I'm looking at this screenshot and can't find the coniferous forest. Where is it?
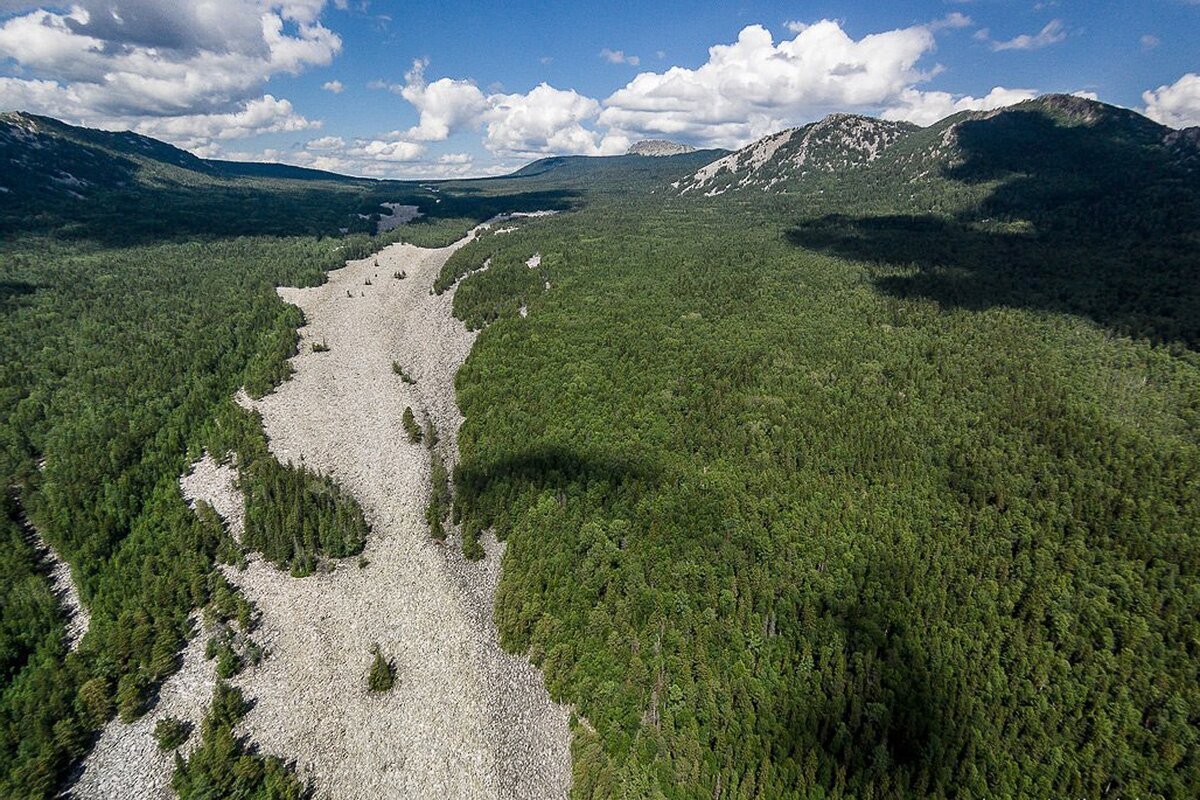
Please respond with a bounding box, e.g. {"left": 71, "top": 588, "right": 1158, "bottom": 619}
{"left": 2, "top": 99, "right": 1199, "bottom": 799}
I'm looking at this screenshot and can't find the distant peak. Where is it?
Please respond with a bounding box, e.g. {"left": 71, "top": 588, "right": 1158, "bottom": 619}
{"left": 627, "top": 139, "right": 697, "bottom": 156}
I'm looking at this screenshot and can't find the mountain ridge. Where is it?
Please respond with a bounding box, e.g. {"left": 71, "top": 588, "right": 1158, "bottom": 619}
{"left": 676, "top": 94, "right": 1200, "bottom": 197}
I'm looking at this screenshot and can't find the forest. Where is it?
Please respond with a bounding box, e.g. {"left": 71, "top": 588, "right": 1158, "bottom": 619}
{"left": 439, "top": 137, "right": 1200, "bottom": 796}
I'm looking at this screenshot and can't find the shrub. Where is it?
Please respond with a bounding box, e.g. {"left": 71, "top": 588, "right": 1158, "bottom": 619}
{"left": 154, "top": 717, "right": 192, "bottom": 752}
{"left": 367, "top": 645, "right": 395, "bottom": 692}
{"left": 402, "top": 407, "right": 422, "bottom": 443}
{"left": 392, "top": 362, "right": 416, "bottom": 383}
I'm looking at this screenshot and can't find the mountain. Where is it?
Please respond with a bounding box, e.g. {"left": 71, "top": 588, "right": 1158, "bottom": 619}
{"left": 626, "top": 139, "right": 697, "bottom": 156}
{"left": 494, "top": 149, "right": 727, "bottom": 196}
{"left": 679, "top": 95, "right": 1200, "bottom": 200}
{"left": 676, "top": 113, "right": 918, "bottom": 195}
{"left": 0, "top": 111, "right": 419, "bottom": 240}
{"left": 0, "top": 111, "right": 376, "bottom": 200}
{"left": 0, "top": 111, "right": 732, "bottom": 239}
{"left": 0, "top": 111, "right": 214, "bottom": 202}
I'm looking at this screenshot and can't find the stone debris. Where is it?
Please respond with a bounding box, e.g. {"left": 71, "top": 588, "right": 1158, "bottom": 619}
{"left": 69, "top": 617, "right": 216, "bottom": 799}
{"left": 17, "top": 504, "right": 89, "bottom": 652}
{"left": 180, "top": 452, "right": 245, "bottom": 540}
{"left": 223, "top": 218, "right": 571, "bottom": 800}
{"left": 376, "top": 203, "right": 423, "bottom": 233}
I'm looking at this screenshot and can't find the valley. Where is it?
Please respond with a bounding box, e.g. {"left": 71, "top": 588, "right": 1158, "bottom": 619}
{"left": 0, "top": 94, "right": 1198, "bottom": 800}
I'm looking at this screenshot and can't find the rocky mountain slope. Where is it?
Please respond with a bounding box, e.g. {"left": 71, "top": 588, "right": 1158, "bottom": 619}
{"left": 676, "top": 114, "right": 917, "bottom": 195}
{"left": 677, "top": 95, "right": 1200, "bottom": 198}
{"left": 626, "top": 139, "right": 697, "bottom": 156}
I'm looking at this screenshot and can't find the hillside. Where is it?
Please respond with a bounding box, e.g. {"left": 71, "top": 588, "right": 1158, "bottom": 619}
{"left": 0, "top": 112, "right": 402, "bottom": 240}
{"left": 678, "top": 95, "right": 1200, "bottom": 201}
{"left": 496, "top": 149, "right": 727, "bottom": 195}
{"left": 676, "top": 114, "right": 917, "bottom": 195}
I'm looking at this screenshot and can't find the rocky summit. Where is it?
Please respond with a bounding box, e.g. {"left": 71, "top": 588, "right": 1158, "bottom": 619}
{"left": 626, "top": 139, "right": 698, "bottom": 156}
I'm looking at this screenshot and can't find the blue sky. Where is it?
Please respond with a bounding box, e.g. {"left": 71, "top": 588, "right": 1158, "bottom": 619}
{"left": 1, "top": 1, "right": 1197, "bottom": 178}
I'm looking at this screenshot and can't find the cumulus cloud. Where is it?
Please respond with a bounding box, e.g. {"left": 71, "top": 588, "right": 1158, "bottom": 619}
{"left": 597, "top": 20, "right": 942, "bottom": 148}
{"left": 0, "top": 1, "right": 339, "bottom": 150}
{"left": 345, "top": 137, "right": 425, "bottom": 162}
{"left": 306, "top": 135, "right": 345, "bottom": 149}
{"left": 600, "top": 48, "right": 640, "bottom": 66}
{"left": 379, "top": 59, "right": 625, "bottom": 157}
{"left": 986, "top": 19, "right": 1067, "bottom": 51}
{"left": 322, "top": 80, "right": 345, "bottom": 93}
{"left": 883, "top": 86, "right": 1038, "bottom": 126}
{"left": 396, "top": 59, "right": 488, "bottom": 142}
{"left": 130, "top": 95, "right": 319, "bottom": 149}
{"left": 485, "top": 83, "right": 626, "bottom": 156}
{"left": 375, "top": 16, "right": 1020, "bottom": 158}
{"left": 1143, "top": 73, "right": 1200, "bottom": 128}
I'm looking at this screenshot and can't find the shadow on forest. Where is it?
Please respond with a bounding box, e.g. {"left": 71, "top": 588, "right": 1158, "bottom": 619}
{"left": 453, "top": 445, "right": 656, "bottom": 504}
{"left": 785, "top": 552, "right": 963, "bottom": 789}
{"left": 0, "top": 280, "right": 38, "bottom": 304}
{"left": 787, "top": 110, "right": 1200, "bottom": 350}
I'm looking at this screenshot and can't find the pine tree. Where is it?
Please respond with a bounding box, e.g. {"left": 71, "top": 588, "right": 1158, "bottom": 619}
{"left": 367, "top": 644, "right": 395, "bottom": 692}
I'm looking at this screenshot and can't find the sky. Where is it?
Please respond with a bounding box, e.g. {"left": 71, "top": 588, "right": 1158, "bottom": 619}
{"left": 0, "top": 1, "right": 1197, "bottom": 179}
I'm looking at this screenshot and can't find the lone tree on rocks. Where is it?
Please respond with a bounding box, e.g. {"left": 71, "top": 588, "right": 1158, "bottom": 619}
{"left": 154, "top": 717, "right": 192, "bottom": 752}
{"left": 367, "top": 644, "right": 396, "bottom": 692}
{"left": 402, "top": 407, "right": 422, "bottom": 443}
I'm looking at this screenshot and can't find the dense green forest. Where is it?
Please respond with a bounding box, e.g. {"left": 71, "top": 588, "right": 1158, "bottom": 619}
{"left": 439, "top": 109, "right": 1200, "bottom": 797}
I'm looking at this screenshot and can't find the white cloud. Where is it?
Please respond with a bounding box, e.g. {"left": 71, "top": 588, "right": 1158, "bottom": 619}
{"left": 600, "top": 48, "right": 640, "bottom": 66}
{"left": 306, "top": 135, "right": 344, "bottom": 149}
{"left": 485, "top": 82, "right": 625, "bottom": 156}
{"left": 397, "top": 59, "right": 488, "bottom": 141}
{"left": 380, "top": 60, "right": 625, "bottom": 157}
{"left": 346, "top": 138, "right": 425, "bottom": 162}
{"left": 372, "top": 16, "right": 1027, "bottom": 159}
{"left": 322, "top": 80, "right": 344, "bottom": 93}
{"left": 930, "top": 12, "right": 973, "bottom": 31}
{"left": 0, "top": 1, "right": 339, "bottom": 150}
{"left": 130, "top": 95, "right": 319, "bottom": 150}
{"left": 988, "top": 19, "right": 1066, "bottom": 51}
{"left": 883, "top": 86, "right": 1038, "bottom": 126}
{"left": 258, "top": 141, "right": 479, "bottom": 179}
{"left": 597, "top": 20, "right": 943, "bottom": 148}
{"left": 1140, "top": 34, "right": 1160, "bottom": 50}
{"left": 1143, "top": 73, "right": 1200, "bottom": 128}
